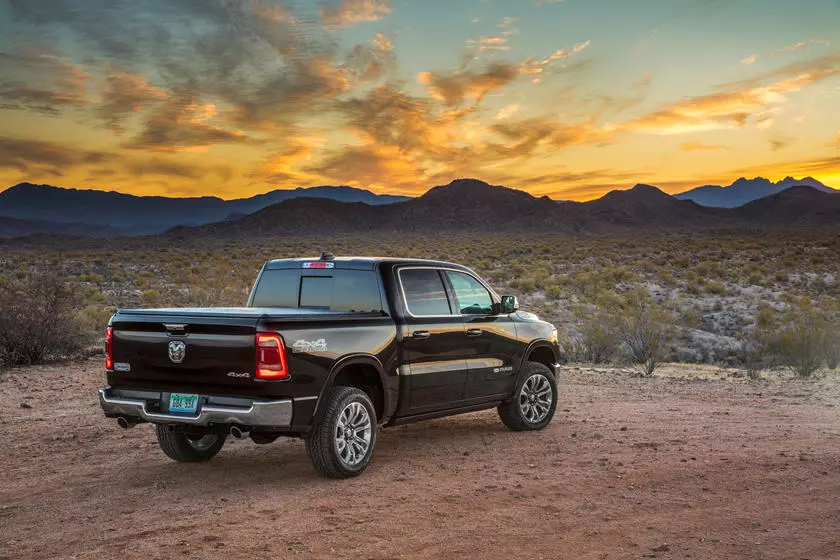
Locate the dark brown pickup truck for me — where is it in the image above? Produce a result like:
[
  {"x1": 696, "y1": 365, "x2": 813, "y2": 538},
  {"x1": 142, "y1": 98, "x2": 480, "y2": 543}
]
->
[{"x1": 100, "y1": 254, "x2": 560, "y2": 478}]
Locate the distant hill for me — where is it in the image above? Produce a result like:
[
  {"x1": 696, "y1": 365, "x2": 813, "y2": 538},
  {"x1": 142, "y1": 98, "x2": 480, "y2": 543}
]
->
[
  {"x1": 166, "y1": 179, "x2": 840, "y2": 239},
  {"x1": 734, "y1": 185, "x2": 840, "y2": 226},
  {"x1": 0, "y1": 183, "x2": 409, "y2": 235},
  {"x1": 675, "y1": 176, "x2": 837, "y2": 208},
  {"x1": 167, "y1": 179, "x2": 568, "y2": 237},
  {"x1": 0, "y1": 216, "x2": 125, "y2": 238},
  {"x1": 2, "y1": 178, "x2": 838, "y2": 240},
  {"x1": 576, "y1": 184, "x2": 730, "y2": 231}
]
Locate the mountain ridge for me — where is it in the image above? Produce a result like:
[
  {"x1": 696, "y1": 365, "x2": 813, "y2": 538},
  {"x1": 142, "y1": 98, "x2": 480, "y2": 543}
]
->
[
  {"x1": 0, "y1": 182, "x2": 410, "y2": 234},
  {"x1": 1, "y1": 178, "x2": 838, "y2": 239},
  {"x1": 675, "y1": 176, "x2": 837, "y2": 208}
]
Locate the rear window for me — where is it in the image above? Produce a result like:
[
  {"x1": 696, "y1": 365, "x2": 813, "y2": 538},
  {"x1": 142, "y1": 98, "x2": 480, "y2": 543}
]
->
[{"x1": 250, "y1": 269, "x2": 382, "y2": 312}]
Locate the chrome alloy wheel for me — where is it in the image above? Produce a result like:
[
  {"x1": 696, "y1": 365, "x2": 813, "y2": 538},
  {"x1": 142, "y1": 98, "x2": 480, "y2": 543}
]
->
[
  {"x1": 518, "y1": 374, "x2": 553, "y2": 423},
  {"x1": 334, "y1": 401, "x2": 372, "y2": 466}
]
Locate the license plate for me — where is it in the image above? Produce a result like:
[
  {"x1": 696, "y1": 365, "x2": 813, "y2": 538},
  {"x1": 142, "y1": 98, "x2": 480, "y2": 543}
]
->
[{"x1": 169, "y1": 393, "x2": 199, "y2": 414}]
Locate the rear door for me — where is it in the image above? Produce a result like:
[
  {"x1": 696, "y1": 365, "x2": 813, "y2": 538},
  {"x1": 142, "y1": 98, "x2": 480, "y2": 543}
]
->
[
  {"x1": 443, "y1": 270, "x2": 520, "y2": 400},
  {"x1": 397, "y1": 268, "x2": 468, "y2": 412}
]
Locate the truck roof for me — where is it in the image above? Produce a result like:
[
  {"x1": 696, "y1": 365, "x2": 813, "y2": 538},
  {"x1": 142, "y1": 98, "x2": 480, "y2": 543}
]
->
[{"x1": 263, "y1": 256, "x2": 472, "y2": 271}]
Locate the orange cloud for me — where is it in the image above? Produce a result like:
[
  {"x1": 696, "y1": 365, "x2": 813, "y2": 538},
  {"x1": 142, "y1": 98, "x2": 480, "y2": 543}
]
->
[
  {"x1": 681, "y1": 143, "x2": 725, "y2": 151},
  {"x1": 0, "y1": 50, "x2": 92, "y2": 113},
  {"x1": 345, "y1": 33, "x2": 397, "y2": 82},
  {"x1": 321, "y1": 0, "x2": 391, "y2": 27},
  {"x1": 519, "y1": 40, "x2": 591, "y2": 75},
  {"x1": 123, "y1": 93, "x2": 255, "y2": 153},
  {"x1": 741, "y1": 55, "x2": 757, "y2": 65},
  {"x1": 305, "y1": 143, "x2": 421, "y2": 191},
  {"x1": 417, "y1": 63, "x2": 518, "y2": 107},
  {"x1": 619, "y1": 65, "x2": 839, "y2": 135},
  {"x1": 96, "y1": 69, "x2": 167, "y2": 132},
  {"x1": 249, "y1": 137, "x2": 324, "y2": 185}
]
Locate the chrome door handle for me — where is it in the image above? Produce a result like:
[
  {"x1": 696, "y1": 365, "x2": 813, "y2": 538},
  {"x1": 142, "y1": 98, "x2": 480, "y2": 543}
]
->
[
  {"x1": 466, "y1": 328, "x2": 483, "y2": 337},
  {"x1": 411, "y1": 330, "x2": 431, "y2": 340}
]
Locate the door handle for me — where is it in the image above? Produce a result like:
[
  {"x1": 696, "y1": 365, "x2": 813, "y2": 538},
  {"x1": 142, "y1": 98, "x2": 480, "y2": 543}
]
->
[
  {"x1": 411, "y1": 330, "x2": 431, "y2": 340},
  {"x1": 466, "y1": 328, "x2": 483, "y2": 337}
]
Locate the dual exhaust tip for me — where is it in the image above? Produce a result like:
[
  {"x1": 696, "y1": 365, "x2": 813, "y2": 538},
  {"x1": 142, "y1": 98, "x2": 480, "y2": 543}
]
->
[{"x1": 116, "y1": 417, "x2": 249, "y2": 440}]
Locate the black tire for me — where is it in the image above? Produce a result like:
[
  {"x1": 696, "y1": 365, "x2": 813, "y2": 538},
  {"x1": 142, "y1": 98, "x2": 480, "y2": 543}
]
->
[
  {"x1": 306, "y1": 386, "x2": 378, "y2": 479},
  {"x1": 498, "y1": 362, "x2": 558, "y2": 431},
  {"x1": 155, "y1": 424, "x2": 227, "y2": 462}
]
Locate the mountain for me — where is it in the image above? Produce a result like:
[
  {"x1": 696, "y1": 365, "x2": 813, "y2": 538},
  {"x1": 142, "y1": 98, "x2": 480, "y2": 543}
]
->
[
  {"x1": 0, "y1": 183, "x2": 409, "y2": 235},
  {"x1": 576, "y1": 184, "x2": 729, "y2": 230},
  {"x1": 675, "y1": 176, "x2": 837, "y2": 208},
  {"x1": 735, "y1": 186, "x2": 840, "y2": 227},
  {"x1": 168, "y1": 179, "x2": 570, "y2": 237},
  {"x1": 0, "y1": 216, "x2": 125, "y2": 238},
  {"x1": 3, "y1": 178, "x2": 838, "y2": 240}
]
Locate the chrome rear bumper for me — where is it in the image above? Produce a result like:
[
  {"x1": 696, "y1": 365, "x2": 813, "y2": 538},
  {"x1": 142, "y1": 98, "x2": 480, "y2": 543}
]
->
[{"x1": 98, "y1": 388, "x2": 293, "y2": 427}]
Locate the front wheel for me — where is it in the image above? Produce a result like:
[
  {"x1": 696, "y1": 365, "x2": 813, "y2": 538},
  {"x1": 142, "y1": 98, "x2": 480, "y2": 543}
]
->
[
  {"x1": 155, "y1": 425, "x2": 227, "y2": 462},
  {"x1": 305, "y1": 387, "x2": 378, "y2": 479},
  {"x1": 498, "y1": 362, "x2": 558, "y2": 431}
]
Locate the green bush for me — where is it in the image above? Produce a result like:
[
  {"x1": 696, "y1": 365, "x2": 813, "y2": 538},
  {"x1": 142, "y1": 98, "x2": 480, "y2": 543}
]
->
[{"x1": 764, "y1": 299, "x2": 829, "y2": 378}]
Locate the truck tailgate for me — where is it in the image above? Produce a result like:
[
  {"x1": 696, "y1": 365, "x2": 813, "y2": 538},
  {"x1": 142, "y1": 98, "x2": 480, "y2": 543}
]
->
[{"x1": 110, "y1": 309, "x2": 263, "y2": 391}]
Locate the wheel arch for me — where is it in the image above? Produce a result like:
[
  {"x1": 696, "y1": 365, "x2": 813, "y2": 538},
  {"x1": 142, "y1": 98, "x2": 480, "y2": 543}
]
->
[
  {"x1": 518, "y1": 340, "x2": 559, "y2": 382},
  {"x1": 315, "y1": 354, "x2": 389, "y2": 425}
]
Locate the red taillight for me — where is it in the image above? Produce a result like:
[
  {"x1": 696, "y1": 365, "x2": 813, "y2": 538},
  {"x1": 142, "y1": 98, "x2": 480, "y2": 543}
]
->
[
  {"x1": 256, "y1": 332, "x2": 289, "y2": 380},
  {"x1": 105, "y1": 326, "x2": 113, "y2": 370}
]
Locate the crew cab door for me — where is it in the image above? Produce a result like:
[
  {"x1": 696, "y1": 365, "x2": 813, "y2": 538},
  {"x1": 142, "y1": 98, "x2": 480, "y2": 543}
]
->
[
  {"x1": 397, "y1": 268, "x2": 467, "y2": 412},
  {"x1": 442, "y1": 270, "x2": 521, "y2": 401}
]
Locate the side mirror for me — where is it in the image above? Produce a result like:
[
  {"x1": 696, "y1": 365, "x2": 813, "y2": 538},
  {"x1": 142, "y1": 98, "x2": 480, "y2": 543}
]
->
[{"x1": 501, "y1": 295, "x2": 519, "y2": 314}]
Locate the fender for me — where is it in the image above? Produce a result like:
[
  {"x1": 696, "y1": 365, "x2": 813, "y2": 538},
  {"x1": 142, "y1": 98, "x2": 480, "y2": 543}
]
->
[
  {"x1": 311, "y1": 353, "x2": 391, "y2": 426},
  {"x1": 515, "y1": 339, "x2": 560, "y2": 385}
]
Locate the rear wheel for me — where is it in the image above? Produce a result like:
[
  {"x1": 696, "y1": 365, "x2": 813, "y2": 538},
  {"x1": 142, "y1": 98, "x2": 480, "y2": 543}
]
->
[
  {"x1": 498, "y1": 362, "x2": 557, "y2": 431},
  {"x1": 306, "y1": 386, "x2": 377, "y2": 479},
  {"x1": 155, "y1": 425, "x2": 226, "y2": 462}
]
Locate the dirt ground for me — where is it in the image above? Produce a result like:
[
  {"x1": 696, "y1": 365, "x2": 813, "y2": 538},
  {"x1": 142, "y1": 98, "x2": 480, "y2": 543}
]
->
[{"x1": 1, "y1": 360, "x2": 839, "y2": 560}]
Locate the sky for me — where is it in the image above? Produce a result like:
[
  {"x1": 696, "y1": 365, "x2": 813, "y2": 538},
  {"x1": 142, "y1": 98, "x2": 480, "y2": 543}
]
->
[{"x1": 0, "y1": 0, "x2": 839, "y2": 201}]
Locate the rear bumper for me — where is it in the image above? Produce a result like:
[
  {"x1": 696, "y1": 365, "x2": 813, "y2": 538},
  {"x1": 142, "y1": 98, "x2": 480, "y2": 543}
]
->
[{"x1": 99, "y1": 387, "x2": 295, "y2": 427}]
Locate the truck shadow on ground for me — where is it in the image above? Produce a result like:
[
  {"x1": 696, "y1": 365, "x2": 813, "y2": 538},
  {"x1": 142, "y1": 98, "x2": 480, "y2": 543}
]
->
[{"x1": 122, "y1": 412, "x2": 543, "y2": 488}]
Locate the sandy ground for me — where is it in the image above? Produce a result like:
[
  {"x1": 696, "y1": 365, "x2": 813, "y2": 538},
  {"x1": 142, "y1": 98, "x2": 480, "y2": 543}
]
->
[{"x1": 1, "y1": 359, "x2": 840, "y2": 560}]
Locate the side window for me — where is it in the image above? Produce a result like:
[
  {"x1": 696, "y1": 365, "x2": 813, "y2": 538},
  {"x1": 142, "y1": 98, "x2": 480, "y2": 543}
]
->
[
  {"x1": 446, "y1": 271, "x2": 493, "y2": 315},
  {"x1": 331, "y1": 270, "x2": 382, "y2": 312},
  {"x1": 400, "y1": 269, "x2": 452, "y2": 316}
]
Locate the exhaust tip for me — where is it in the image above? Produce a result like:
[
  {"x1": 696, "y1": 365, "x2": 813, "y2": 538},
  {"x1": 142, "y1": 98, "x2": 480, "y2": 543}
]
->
[
  {"x1": 230, "y1": 425, "x2": 247, "y2": 439},
  {"x1": 117, "y1": 417, "x2": 133, "y2": 429}
]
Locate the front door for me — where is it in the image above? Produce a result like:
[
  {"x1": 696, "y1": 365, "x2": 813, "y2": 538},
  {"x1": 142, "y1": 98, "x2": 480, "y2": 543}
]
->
[
  {"x1": 443, "y1": 270, "x2": 521, "y2": 400},
  {"x1": 398, "y1": 268, "x2": 467, "y2": 412}
]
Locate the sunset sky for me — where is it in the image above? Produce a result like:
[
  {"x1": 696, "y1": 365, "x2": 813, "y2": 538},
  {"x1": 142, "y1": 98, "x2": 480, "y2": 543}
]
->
[{"x1": 1, "y1": 0, "x2": 839, "y2": 201}]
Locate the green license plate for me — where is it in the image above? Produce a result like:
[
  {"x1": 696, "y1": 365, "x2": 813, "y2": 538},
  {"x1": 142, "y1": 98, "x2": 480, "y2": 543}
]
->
[{"x1": 169, "y1": 393, "x2": 199, "y2": 414}]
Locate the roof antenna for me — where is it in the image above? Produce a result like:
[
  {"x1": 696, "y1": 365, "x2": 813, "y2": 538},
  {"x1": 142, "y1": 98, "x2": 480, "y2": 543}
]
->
[{"x1": 320, "y1": 251, "x2": 335, "y2": 261}]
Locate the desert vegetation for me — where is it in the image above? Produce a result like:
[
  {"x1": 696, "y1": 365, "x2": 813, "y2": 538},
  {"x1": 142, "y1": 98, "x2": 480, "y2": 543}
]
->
[{"x1": 0, "y1": 230, "x2": 838, "y2": 375}]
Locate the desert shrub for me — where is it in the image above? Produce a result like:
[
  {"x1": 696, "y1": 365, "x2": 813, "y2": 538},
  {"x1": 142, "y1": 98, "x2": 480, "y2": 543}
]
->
[
  {"x1": 764, "y1": 298, "x2": 829, "y2": 378},
  {"x1": 825, "y1": 333, "x2": 839, "y2": 370},
  {"x1": 614, "y1": 291, "x2": 676, "y2": 376},
  {"x1": 706, "y1": 280, "x2": 726, "y2": 295},
  {"x1": 575, "y1": 305, "x2": 618, "y2": 364},
  {"x1": 0, "y1": 272, "x2": 85, "y2": 368}
]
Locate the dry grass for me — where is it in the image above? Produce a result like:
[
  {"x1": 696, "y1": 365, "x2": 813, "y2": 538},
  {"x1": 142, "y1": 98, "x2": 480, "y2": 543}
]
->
[{"x1": 0, "y1": 230, "x2": 838, "y2": 372}]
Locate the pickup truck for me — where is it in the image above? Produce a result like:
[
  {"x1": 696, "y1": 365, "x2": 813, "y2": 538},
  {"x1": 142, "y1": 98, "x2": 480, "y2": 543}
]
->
[{"x1": 99, "y1": 254, "x2": 560, "y2": 478}]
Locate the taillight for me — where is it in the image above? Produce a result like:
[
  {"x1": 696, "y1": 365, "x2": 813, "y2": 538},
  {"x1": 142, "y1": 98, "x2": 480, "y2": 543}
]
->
[
  {"x1": 256, "y1": 333, "x2": 289, "y2": 380},
  {"x1": 105, "y1": 326, "x2": 113, "y2": 370}
]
